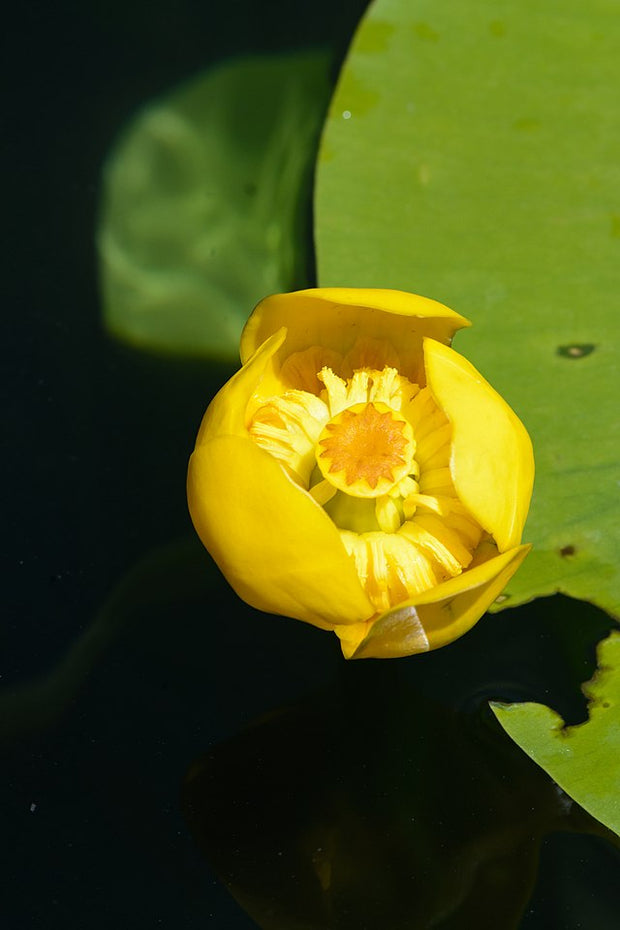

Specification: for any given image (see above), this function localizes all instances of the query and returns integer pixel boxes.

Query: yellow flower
[187,288,534,659]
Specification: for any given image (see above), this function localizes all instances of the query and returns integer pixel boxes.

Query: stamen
[341,530,370,587]
[318,367,349,416]
[399,520,465,576]
[250,390,329,486]
[413,514,474,568]
[419,467,454,494]
[416,423,452,464]
[371,368,421,414]
[390,534,439,596]
[375,495,402,533]
[341,530,441,611]
[347,370,373,405]
[403,492,445,518]
[393,476,419,499]
[401,386,435,428]
[444,512,483,549]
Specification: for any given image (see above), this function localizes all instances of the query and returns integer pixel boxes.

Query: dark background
[3,0,366,687]
[3,2,620,928]
[3,2,365,926]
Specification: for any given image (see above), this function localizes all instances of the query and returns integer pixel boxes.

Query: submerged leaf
[492,631,620,837]
[98,50,331,359]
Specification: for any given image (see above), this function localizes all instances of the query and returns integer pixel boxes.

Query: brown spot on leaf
[557,344,596,359]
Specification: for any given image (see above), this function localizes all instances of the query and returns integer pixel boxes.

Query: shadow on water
[182,677,620,928]
[180,595,620,930]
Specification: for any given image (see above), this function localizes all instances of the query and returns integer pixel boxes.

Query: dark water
[3,2,620,927]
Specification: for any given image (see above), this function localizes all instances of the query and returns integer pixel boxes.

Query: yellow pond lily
[187,288,534,659]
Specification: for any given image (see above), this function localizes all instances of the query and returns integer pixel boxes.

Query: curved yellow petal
[336,543,530,659]
[424,339,534,552]
[240,288,471,368]
[195,329,287,445]
[187,435,373,630]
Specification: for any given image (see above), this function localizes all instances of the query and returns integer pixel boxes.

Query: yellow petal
[195,329,287,445]
[335,544,530,659]
[187,435,373,630]
[240,288,471,370]
[423,339,534,552]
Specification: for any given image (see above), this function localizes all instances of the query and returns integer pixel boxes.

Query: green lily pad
[98,50,330,359]
[492,631,620,837]
[315,0,620,615]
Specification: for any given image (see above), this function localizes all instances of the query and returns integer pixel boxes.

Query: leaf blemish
[559,545,576,558]
[556,344,596,359]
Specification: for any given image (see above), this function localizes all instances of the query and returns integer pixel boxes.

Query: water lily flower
[187,289,534,659]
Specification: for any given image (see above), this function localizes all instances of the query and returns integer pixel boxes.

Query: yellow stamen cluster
[248,339,482,614]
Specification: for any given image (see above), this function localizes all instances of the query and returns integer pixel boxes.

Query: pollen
[316,402,415,498]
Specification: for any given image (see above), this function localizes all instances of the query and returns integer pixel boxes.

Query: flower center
[247,342,483,613]
[316,402,415,498]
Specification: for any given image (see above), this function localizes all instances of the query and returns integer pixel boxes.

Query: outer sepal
[240,288,471,365]
[335,544,531,659]
[188,333,374,630]
[424,339,534,553]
